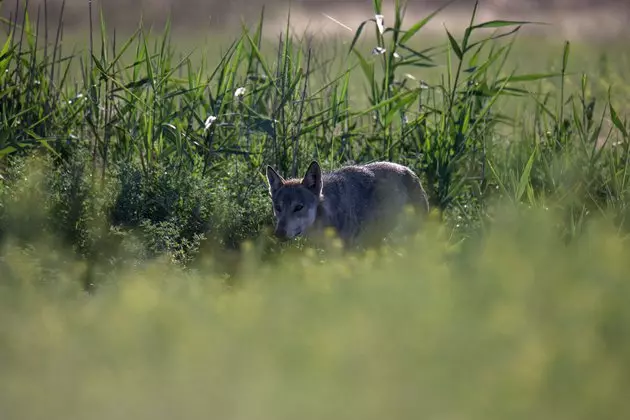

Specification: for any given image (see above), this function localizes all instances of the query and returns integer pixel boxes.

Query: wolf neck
[314,196,333,229]
[312,194,352,246]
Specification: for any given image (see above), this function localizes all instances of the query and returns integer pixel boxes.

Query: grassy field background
[1,0,630,418]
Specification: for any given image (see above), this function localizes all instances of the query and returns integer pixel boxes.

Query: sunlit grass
[0,0,628,251]
[1,202,630,420]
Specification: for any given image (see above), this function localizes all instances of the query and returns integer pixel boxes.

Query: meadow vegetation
[1,0,630,417]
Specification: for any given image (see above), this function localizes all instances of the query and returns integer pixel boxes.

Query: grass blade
[516,148,536,202]
[398,0,458,45]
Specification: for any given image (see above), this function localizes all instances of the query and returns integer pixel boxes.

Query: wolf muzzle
[273,227,290,241]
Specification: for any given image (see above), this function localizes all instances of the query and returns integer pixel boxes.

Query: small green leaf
[0,146,17,157]
[517,148,536,202]
[486,159,508,196]
[609,89,628,139]
[354,89,417,117]
[347,20,370,57]
[0,34,13,76]
[372,0,383,14]
[351,48,374,86]
[398,0,457,44]
[496,73,561,84]
[445,27,463,60]
[469,19,540,30]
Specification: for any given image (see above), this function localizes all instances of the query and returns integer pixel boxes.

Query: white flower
[204,115,217,132]
[393,52,401,59]
[234,87,246,97]
[372,46,386,55]
[375,14,385,35]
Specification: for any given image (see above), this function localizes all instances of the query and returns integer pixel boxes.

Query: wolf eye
[294,204,303,212]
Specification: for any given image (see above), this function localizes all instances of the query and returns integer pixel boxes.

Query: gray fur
[266,160,430,247]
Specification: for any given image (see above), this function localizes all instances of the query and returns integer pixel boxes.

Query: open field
[1,0,630,418]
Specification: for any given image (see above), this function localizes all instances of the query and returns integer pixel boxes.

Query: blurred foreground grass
[1,202,630,420]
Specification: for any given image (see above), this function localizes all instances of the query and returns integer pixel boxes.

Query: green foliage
[1,204,630,420]
[0,150,273,283]
[0,0,629,269]
[1,1,630,415]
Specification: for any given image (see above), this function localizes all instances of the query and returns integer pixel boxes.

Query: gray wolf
[265,160,430,248]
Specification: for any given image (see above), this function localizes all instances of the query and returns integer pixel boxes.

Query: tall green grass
[0,0,629,270]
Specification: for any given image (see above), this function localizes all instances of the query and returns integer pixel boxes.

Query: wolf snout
[273,225,302,241]
[274,227,289,241]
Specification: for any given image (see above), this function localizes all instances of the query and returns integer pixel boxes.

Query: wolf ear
[266,165,285,195]
[302,161,322,196]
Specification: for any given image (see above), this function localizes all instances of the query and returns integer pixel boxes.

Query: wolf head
[265,161,322,241]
